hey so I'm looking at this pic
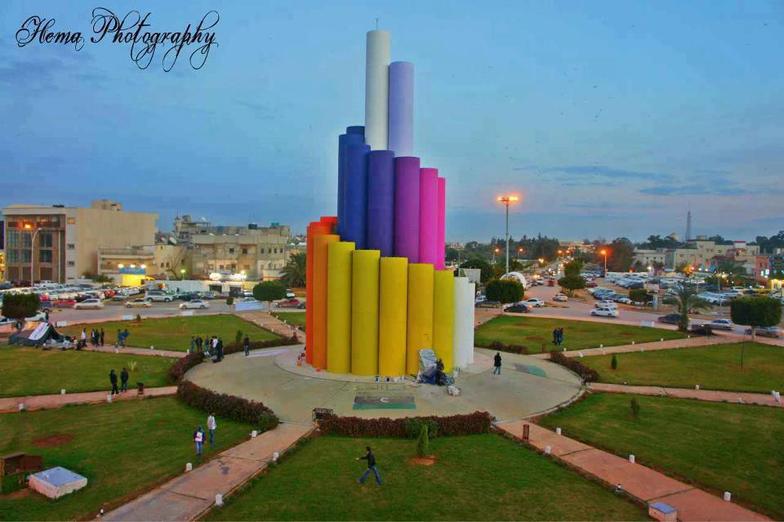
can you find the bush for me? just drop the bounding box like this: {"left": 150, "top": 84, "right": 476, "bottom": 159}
{"left": 611, "top": 354, "right": 618, "bottom": 370}
{"left": 629, "top": 289, "right": 652, "bottom": 303}
{"left": 416, "top": 424, "right": 430, "bottom": 457}
{"left": 318, "top": 411, "right": 492, "bottom": 438}
{"left": 485, "top": 340, "right": 529, "bottom": 355}
{"left": 549, "top": 351, "right": 599, "bottom": 382}
{"left": 168, "top": 351, "right": 205, "bottom": 383}
{"left": 1, "top": 293, "right": 40, "bottom": 320}
{"left": 223, "top": 336, "right": 299, "bottom": 355}
{"left": 630, "top": 397, "right": 640, "bottom": 418}
{"left": 226, "top": 296, "right": 235, "bottom": 306}
{"left": 405, "top": 418, "right": 439, "bottom": 439}
{"left": 235, "top": 330, "right": 243, "bottom": 345}
{"left": 731, "top": 297, "right": 782, "bottom": 330}
{"left": 485, "top": 279, "right": 524, "bottom": 304}
{"left": 253, "top": 281, "right": 287, "bottom": 304}
{"left": 177, "top": 381, "right": 279, "bottom": 430}
{"left": 557, "top": 275, "right": 585, "bottom": 296}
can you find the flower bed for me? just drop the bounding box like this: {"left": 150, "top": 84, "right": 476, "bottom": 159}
{"left": 317, "top": 411, "right": 492, "bottom": 437}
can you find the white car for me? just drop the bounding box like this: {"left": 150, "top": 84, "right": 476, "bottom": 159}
{"left": 708, "top": 319, "right": 734, "bottom": 331}
{"left": 595, "top": 300, "right": 618, "bottom": 309}
{"left": 552, "top": 293, "right": 568, "bottom": 302}
{"left": 125, "top": 298, "right": 152, "bottom": 308}
{"left": 180, "top": 299, "right": 209, "bottom": 310}
{"left": 591, "top": 306, "right": 619, "bottom": 318}
{"left": 522, "top": 298, "right": 545, "bottom": 308}
{"left": 74, "top": 298, "right": 104, "bottom": 310}
{"left": 145, "top": 291, "right": 174, "bottom": 303}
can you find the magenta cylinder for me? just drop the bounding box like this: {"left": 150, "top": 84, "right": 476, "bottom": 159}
{"left": 437, "top": 177, "right": 446, "bottom": 269}
{"left": 393, "top": 156, "right": 421, "bottom": 262}
{"left": 418, "top": 168, "right": 439, "bottom": 265}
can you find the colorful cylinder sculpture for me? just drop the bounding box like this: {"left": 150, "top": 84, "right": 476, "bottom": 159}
{"left": 312, "top": 233, "right": 339, "bottom": 369}
{"left": 433, "top": 269, "right": 455, "bottom": 372}
{"left": 378, "top": 257, "right": 408, "bottom": 376}
{"left": 367, "top": 150, "right": 395, "bottom": 256}
{"left": 351, "top": 250, "right": 381, "bottom": 375}
{"left": 306, "top": 220, "right": 333, "bottom": 364}
{"left": 337, "top": 130, "right": 365, "bottom": 237}
{"left": 388, "top": 61, "right": 414, "bottom": 156}
{"left": 365, "top": 30, "right": 390, "bottom": 150}
{"left": 418, "top": 168, "right": 439, "bottom": 265}
{"left": 406, "top": 263, "right": 434, "bottom": 374}
{"left": 394, "top": 156, "right": 421, "bottom": 262}
{"left": 344, "top": 143, "right": 371, "bottom": 249}
{"left": 453, "top": 277, "right": 475, "bottom": 368}
{"left": 327, "top": 241, "right": 355, "bottom": 374}
{"left": 436, "top": 177, "right": 446, "bottom": 270}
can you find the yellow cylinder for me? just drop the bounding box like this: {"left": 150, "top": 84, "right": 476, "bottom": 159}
{"left": 312, "top": 234, "right": 339, "bottom": 369}
{"left": 327, "top": 241, "right": 355, "bottom": 373}
{"left": 378, "top": 257, "right": 408, "bottom": 376}
{"left": 351, "top": 250, "right": 381, "bottom": 376}
{"left": 433, "top": 269, "right": 455, "bottom": 372}
{"left": 406, "top": 263, "right": 434, "bottom": 374}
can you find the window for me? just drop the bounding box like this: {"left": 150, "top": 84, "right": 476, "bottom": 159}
{"left": 20, "top": 250, "right": 31, "bottom": 263}
{"left": 40, "top": 232, "right": 53, "bottom": 248}
{"left": 40, "top": 250, "right": 52, "bottom": 263}
{"left": 241, "top": 248, "right": 248, "bottom": 255}
{"left": 67, "top": 261, "right": 75, "bottom": 267}
{"left": 243, "top": 264, "right": 250, "bottom": 270}
{"left": 67, "top": 243, "right": 75, "bottom": 250}
{"left": 229, "top": 248, "right": 235, "bottom": 254}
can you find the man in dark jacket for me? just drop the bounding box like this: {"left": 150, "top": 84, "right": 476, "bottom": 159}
{"left": 120, "top": 367, "right": 129, "bottom": 392}
{"left": 356, "top": 446, "right": 382, "bottom": 485}
{"left": 109, "top": 369, "right": 119, "bottom": 395}
{"left": 243, "top": 335, "right": 251, "bottom": 356}
{"left": 493, "top": 352, "right": 502, "bottom": 375}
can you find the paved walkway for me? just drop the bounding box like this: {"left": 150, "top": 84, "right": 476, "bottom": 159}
{"left": 84, "top": 345, "right": 186, "bottom": 358}
{"left": 530, "top": 334, "right": 735, "bottom": 359}
{"left": 496, "top": 421, "right": 769, "bottom": 521}
{"left": 103, "top": 422, "right": 313, "bottom": 522}
{"left": 589, "top": 382, "right": 784, "bottom": 408}
{"left": 236, "top": 311, "right": 302, "bottom": 339}
{"left": 0, "top": 386, "right": 177, "bottom": 413}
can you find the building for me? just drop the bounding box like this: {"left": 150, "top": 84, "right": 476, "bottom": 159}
{"left": 173, "top": 215, "right": 290, "bottom": 280}
{"left": 634, "top": 237, "right": 761, "bottom": 274}
{"left": 631, "top": 248, "right": 667, "bottom": 268}
{"left": 2, "top": 201, "right": 157, "bottom": 283}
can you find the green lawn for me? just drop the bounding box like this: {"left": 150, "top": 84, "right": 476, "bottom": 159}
{"left": 0, "top": 346, "right": 175, "bottom": 397}
{"left": 206, "top": 434, "right": 645, "bottom": 521}
{"left": 59, "top": 314, "right": 280, "bottom": 351}
{"left": 475, "top": 315, "right": 685, "bottom": 351}
{"left": 582, "top": 342, "right": 784, "bottom": 393}
{"left": 540, "top": 393, "right": 784, "bottom": 519}
{"left": 272, "top": 312, "right": 305, "bottom": 330}
{"left": 0, "top": 397, "right": 252, "bottom": 521}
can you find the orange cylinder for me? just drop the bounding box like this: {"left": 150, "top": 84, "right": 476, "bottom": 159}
{"left": 312, "top": 233, "right": 339, "bottom": 369}
{"left": 305, "top": 221, "right": 332, "bottom": 364}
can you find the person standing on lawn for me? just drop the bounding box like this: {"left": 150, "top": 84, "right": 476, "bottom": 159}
{"left": 493, "top": 352, "right": 502, "bottom": 375}
{"left": 243, "top": 335, "right": 250, "bottom": 356}
{"left": 109, "top": 369, "right": 119, "bottom": 395}
{"left": 194, "top": 426, "right": 205, "bottom": 457}
{"left": 100, "top": 328, "right": 105, "bottom": 346}
{"left": 120, "top": 367, "right": 129, "bottom": 392}
{"left": 207, "top": 413, "right": 217, "bottom": 447}
{"left": 356, "top": 446, "right": 382, "bottom": 485}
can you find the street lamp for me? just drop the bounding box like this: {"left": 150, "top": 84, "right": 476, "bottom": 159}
{"left": 538, "top": 257, "right": 544, "bottom": 267}
{"left": 492, "top": 247, "right": 500, "bottom": 265}
{"left": 22, "top": 223, "right": 40, "bottom": 285}
{"left": 600, "top": 249, "right": 608, "bottom": 276}
{"left": 180, "top": 268, "right": 186, "bottom": 280}
{"left": 496, "top": 194, "right": 520, "bottom": 275}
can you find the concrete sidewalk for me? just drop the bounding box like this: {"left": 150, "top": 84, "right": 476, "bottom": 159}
{"left": 103, "top": 422, "right": 313, "bottom": 522}
{"left": 85, "top": 345, "right": 186, "bottom": 358}
{"left": 530, "top": 334, "right": 735, "bottom": 359}
{"left": 589, "top": 382, "right": 783, "bottom": 408}
{"left": 0, "top": 386, "right": 177, "bottom": 413}
{"left": 497, "top": 421, "right": 769, "bottom": 521}
{"left": 236, "top": 311, "right": 302, "bottom": 339}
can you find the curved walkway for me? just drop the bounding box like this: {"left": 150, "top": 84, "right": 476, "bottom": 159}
{"left": 235, "top": 311, "right": 302, "bottom": 339}
{"left": 84, "top": 345, "right": 186, "bottom": 358}
{"left": 530, "top": 334, "right": 735, "bottom": 359}
{"left": 497, "top": 421, "right": 769, "bottom": 521}
{"left": 588, "top": 382, "right": 783, "bottom": 408}
{"left": 0, "top": 386, "right": 177, "bottom": 413}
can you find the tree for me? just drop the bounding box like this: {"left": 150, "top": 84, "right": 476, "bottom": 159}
{"left": 630, "top": 397, "right": 640, "bottom": 418}
{"left": 731, "top": 297, "right": 782, "bottom": 350}
{"left": 611, "top": 354, "right": 618, "bottom": 370}
{"left": 629, "top": 288, "right": 652, "bottom": 304}
{"left": 1, "top": 293, "right": 40, "bottom": 320}
{"left": 563, "top": 259, "right": 584, "bottom": 277}
{"left": 598, "top": 238, "right": 635, "bottom": 272}
{"left": 416, "top": 424, "right": 430, "bottom": 457}
{"left": 485, "top": 279, "right": 524, "bottom": 304}
{"left": 281, "top": 252, "right": 306, "bottom": 288}
{"left": 664, "top": 284, "right": 708, "bottom": 332}
{"left": 445, "top": 247, "right": 460, "bottom": 263}
{"left": 460, "top": 258, "right": 493, "bottom": 283}
{"left": 558, "top": 275, "right": 585, "bottom": 297}
{"left": 253, "top": 281, "right": 287, "bottom": 311}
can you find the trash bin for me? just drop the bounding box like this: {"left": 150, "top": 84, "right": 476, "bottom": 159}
{"left": 137, "top": 382, "right": 145, "bottom": 395}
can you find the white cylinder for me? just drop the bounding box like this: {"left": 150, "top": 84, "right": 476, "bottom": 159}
{"left": 186, "top": 462, "right": 193, "bottom": 472}
{"left": 273, "top": 451, "right": 280, "bottom": 462}
{"left": 364, "top": 30, "right": 390, "bottom": 150}
{"left": 629, "top": 454, "right": 635, "bottom": 463}
{"left": 61, "top": 389, "right": 66, "bottom": 395}
{"left": 18, "top": 403, "right": 25, "bottom": 412}
{"left": 106, "top": 394, "right": 112, "bottom": 403}
{"left": 723, "top": 491, "right": 731, "bottom": 502}
{"left": 544, "top": 445, "right": 552, "bottom": 455}
{"left": 251, "top": 430, "right": 258, "bottom": 438}
{"left": 453, "top": 277, "right": 475, "bottom": 368}
{"left": 215, "top": 493, "right": 224, "bottom": 506}
{"left": 556, "top": 427, "right": 562, "bottom": 435}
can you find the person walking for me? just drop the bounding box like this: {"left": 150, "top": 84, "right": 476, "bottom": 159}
{"left": 81, "top": 328, "right": 87, "bottom": 348}
{"left": 100, "top": 328, "right": 105, "bottom": 346}
{"left": 207, "top": 413, "right": 217, "bottom": 447}
{"left": 243, "top": 335, "right": 250, "bottom": 356}
{"left": 493, "top": 352, "right": 502, "bottom": 375}
{"left": 552, "top": 328, "right": 558, "bottom": 346}
{"left": 120, "top": 367, "right": 129, "bottom": 392}
{"left": 109, "top": 369, "right": 119, "bottom": 395}
{"left": 194, "top": 426, "right": 205, "bottom": 458}
{"left": 115, "top": 329, "right": 121, "bottom": 348}
{"left": 558, "top": 327, "right": 565, "bottom": 346}
{"left": 216, "top": 338, "right": 224, "bottom": 361}
{"left": 356, "top": 446, "right": 382, "bottom": 485}
{"left": 189, "top": 336, "right": 197, "bottom": 354}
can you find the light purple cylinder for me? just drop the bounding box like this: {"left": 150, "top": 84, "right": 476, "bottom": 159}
{"left": 388, "top": 61, "right": 414, "bottom": 156}
{"left": 418, "top": 168, "right": 439, "bottom": 265}
{"left": 367, "top": 150, "right": 396, "bottom": 256}
{"left": 394, "top": 156, "right": 421, "bottom": 262}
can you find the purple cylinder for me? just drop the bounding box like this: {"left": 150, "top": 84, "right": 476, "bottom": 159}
{"left": 344, "top": 143, "right": 371, "bottom": 249}
{"left": 394, "top": 156, "right": 421, "bottom": 261}
{"left": 367, "top": 150, "right": 396, "bottom": 256}
{"left": 337, "top": 130, "right": 365, "bottom": 237}
{"left": 388, "top": 62, "right": 414, "bottom": 156}
{"left": 418, "top": 168, "right": 439, "bottom": 265}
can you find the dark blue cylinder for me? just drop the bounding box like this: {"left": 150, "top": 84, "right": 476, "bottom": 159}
{"left": 344, "top": 143, "right": 371, "bottom": 249}
{"left": 367, "top": 150, "right": 395, "bottom": 256}
{"left": 337, "top": 130, "right": 365, "bottom": 237}
{"left": 346, "top": 125, "right": 365, "bottom": 136}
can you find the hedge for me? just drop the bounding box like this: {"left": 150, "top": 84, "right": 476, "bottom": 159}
{"left": 317, "top": 411, "right": 492, "bottom": 438}
{"left": 484, "top": 340, "right": 530, "bottom": 355}
{"left": 168, "top": 351, "right": 205, "bottom": 383}
{"left": 223, "top": 335, "right": 300, "bottom": 355}
{"left": 177, "top": 381, "right": 279, "bottom": 431}
{"left": 549, "top": 350, "right": 599, "bottom": 382}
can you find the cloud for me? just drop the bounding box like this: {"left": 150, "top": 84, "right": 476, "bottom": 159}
{"left": 640, "top": 184, "right": 747, "bottom": 196}
{"left": 545, "top": 165, "right": 674, "bottom": 183}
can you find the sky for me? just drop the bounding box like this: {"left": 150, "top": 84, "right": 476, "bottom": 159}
{"left": 1, "top": 0, "right": 783, "bottom": 242}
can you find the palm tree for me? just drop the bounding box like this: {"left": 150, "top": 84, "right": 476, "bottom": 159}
{"left": 281, "top": 252, "right": 306, "bottom": 288}
{"left": 665, "top": 284, "right": 708, "bottom": 332}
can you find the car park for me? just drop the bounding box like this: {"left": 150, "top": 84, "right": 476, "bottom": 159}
{"left": 125, "top": 299, "right": 152, "bottom": 308}
{"left": 657, "top": 313, "right": 681, "bottom": 325}
{"left": 708, "top": 318, "right": 733, "bottom": 331}
{"left": 74, "top": 298, "right": 104, "bottom": 310}
{"left": 591, "top": 306, "right": 618, "bottom": 318}
{"left": 745, "top": 326, "right": 781, "bottom": 338}
{"left": 180, "top": 299, "right": 209, "bottom": 310}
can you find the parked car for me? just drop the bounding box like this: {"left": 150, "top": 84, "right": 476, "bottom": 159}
{"left": 688, "top": 323, "right": 713, "bottom": 336}
{"left": 708, "top": 319, "right": 733, "bottom": 331}
{"left": 25, "top": 311, "right": 47, "bottom": 322}
{"left": 285, "top": 290, "right": 296, "bottom": 298}
{"left": 125, "top": 298, "right": 152, "bottom": 308}
{"left": 177, "top": 292, "right": 200, "bottom": 301}
{"left": 277, "top": 298, "right": 303, "bottom": 309}
{"left": 585, "top": 280, "right": 598, "bottom": 288}
{"left": 180, "top": 299, "right": 209, "bottom": 310}
{"left": 503, "top": 303, "right": 531, "bottom": 313}
{"left": 522, "top": 298, "right": 545, "bottom": 308}
{"left": 145, "top": 291, "right": 174, "bottom": 303}
{"left": 552, "top": 293, "right": 568, "bottom": 302}
{"left": 595, "top": 300, "right": 618, "bottom": 309}
{"left": 613, "top": 296, "right": 633, "bottom": 305}
{"left": 657, "top": 313, "right": 681, "bottom": 325}
{"left": 745, "top": 326, "right": 781, "bottom": 338}
{"left": 591, "top": 306, "right": 618, "bottom": 318}
{"left": 74, "top": 298, "right": 104, "bottom": 310}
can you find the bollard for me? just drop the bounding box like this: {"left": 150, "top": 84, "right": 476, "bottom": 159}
{"left": 251, "top": 430, "right": 258, "bottom": 438}
{"left": 660, "top": 338, "right": 664, "bottom": 342}
{"left": 272, "top": 451, "right": 280, "bottom": 462}
{"left": 18, "top": 403, "right": 25, "bottom": 412}
{"left": 106, "top": 394, "right": 112, "bottom": 403}
{"left": 215, "top": 493, "right": 223, "bottom": 507}
{"left": 555, "top": 427, "right": 562, "bottom": 436}
{"left": 629, "top": 454, "right": 635, "bottom": 464}
{"left": 695, "top": 385, "right": 700, "bottom": 390}
{"left": 150, "top": 345, "right": 155, "bottom": 350}
{"left": 631, "top": 341, "right": 635, "bottom": 345}
{"left": 578, "top": 352, "right": 584, "bottom": 358}
{"left": 522, "top": 424, "right": 530, "bottom": 441}
{"left": 61, "top": 389, "right": 66, "bottom": 395}
{"left": 185, "top": 462, "right": 193, "bottom": 472}
{"left": 723, "top": 491, "right": 731, "bottom": 502}
{"left": 599, "top": 344, "right": 604, "bottom": 349}
{"left": 544, "top": 445, "right": 552, "bottom": 455}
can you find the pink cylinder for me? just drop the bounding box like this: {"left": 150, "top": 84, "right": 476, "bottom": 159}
{"left": 418, "top": 168, "right": 439, "bottom": 265}
{"left": 436, "top": 177, "right": 446, "bottom": 269}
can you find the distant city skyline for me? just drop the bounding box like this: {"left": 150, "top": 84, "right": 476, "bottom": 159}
{"left": 2, "top": 0, "right": 782, "bottom": 241}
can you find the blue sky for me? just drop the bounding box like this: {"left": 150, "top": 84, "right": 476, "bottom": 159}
{"left": 1, "top": 0, "right": 782, "bottom": 242}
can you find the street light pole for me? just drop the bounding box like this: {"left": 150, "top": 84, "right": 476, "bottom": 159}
{"left": 24, "top": 224, "right": 40, "bottom": 285}
{"left": 600, "top": 249, "right": 608, "bottom": 277}
{"left": 496, "top": 195, "right": 519, "bottom": 275}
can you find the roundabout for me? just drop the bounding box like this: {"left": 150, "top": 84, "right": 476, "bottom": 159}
{"left": 185, "top": 346, "right": 583, "bottom": 423}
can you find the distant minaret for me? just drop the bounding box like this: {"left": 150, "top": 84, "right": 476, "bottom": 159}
{"left": 685, "top": 210, "right": 692, "bottom": 242}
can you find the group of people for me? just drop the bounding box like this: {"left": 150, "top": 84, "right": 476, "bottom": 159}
{"left": 193, "top": 413, "right": 218, "bottom": 457}
{"left": 552, "top": 327, "right": 566, "bottom": 346}
{"left": 79, "top": 328, "right": 104, "bottom": 349}
{"left": 189, "top": 335, "right": 227, "bottom": 362}
{"left": 108, "top": 368, "right": 130, "bottom": 394}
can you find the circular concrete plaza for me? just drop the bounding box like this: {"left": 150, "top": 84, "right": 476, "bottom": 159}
{"left": 185, "top": 346, "right": 583, "bottom": 423}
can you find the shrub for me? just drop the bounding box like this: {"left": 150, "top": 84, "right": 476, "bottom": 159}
{"left": 549, "top": 351, "right": 599, "bottom": 382}
{"left": 226, "top": 296, "right": 234, "bottom": 306}
{"left": 630, "top": 397, "right": 640, "bottom": 418}
{"left": 1, "top": 293, "right": 40, "bottom": 320}
{"left": 611, "top": 354, "right": 618, "bottom": 370}
{"left": 416, "top": 424, "right": 430, "bottom": 457}
{"left": 405, "top": 418, "right": 439, "bottom": 439}
{"left": 168, "top": 351, "right": 205, "bottom": 383}
{"left": 731, "top": 296, "right": 782, "bottom": 332}
{"left": 557, "top": 275, "right": 585, "bottom": 296}
{"left": 629, "top": 288, "right": 652, "bottom": 303}
{"left": 177, "top": 381, "right": 279, "bottom": 430}
{"left": 318, "top": 411, "right": 492, "bottom": 438}
{"left": 223, "top": 336, "right": 299, "bottom": 355}
{"left": 485, "top": 340, "right": 529, "bottom": 355}
{"left": 485, "top": 279, "right": 524, "bottom": 304}
{"left": 253, "top": 281, "right": 287, "bottom": 305}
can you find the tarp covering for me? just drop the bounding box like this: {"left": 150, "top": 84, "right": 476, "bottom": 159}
{"left": 9, "top": 323, "right": 65, "bottom": 347}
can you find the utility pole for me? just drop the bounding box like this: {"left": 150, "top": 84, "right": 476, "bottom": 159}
{"left": 496, "top": 195, "right": 519, "bottom": 275}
